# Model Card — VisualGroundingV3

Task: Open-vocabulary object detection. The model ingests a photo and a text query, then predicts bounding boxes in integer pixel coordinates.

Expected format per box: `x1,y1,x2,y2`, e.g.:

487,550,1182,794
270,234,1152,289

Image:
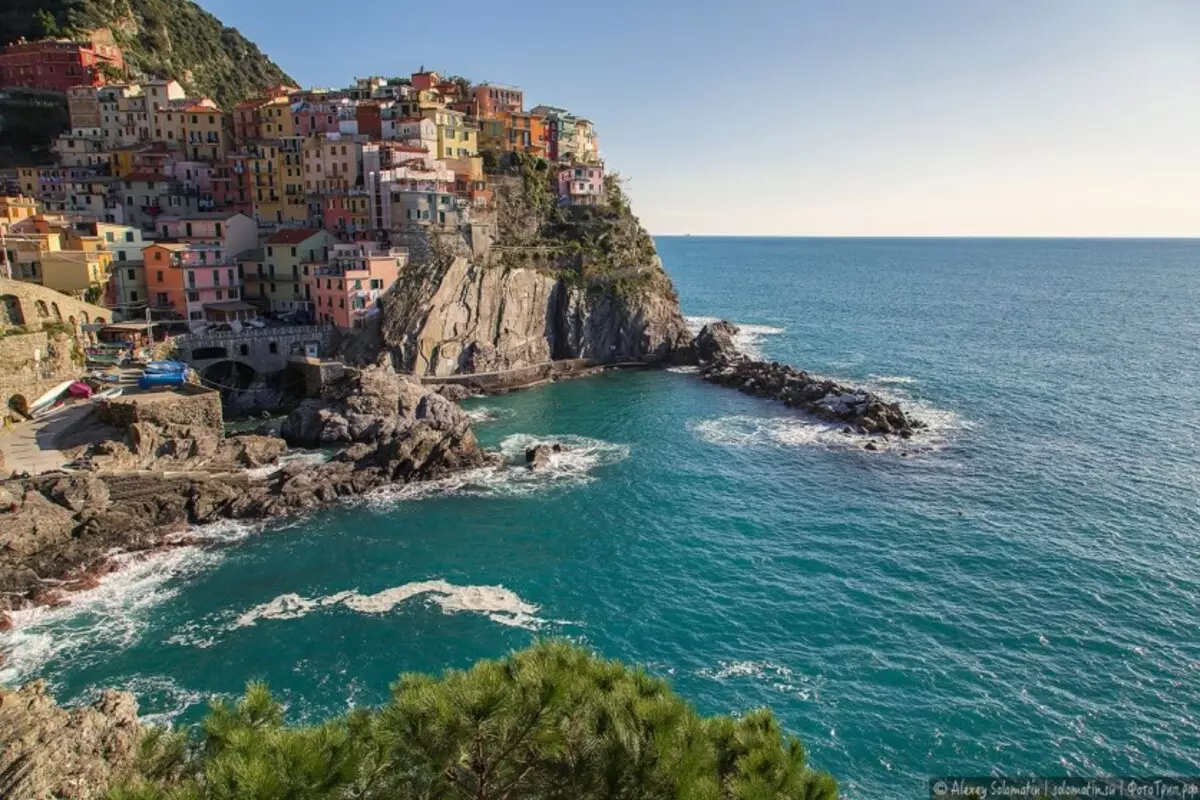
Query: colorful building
183,106,232,162
0,196,38,232
303,134,362,193
144,241,246,325
156,211,257,255
0,36,124,93
306,242,405,329
244,228,336,313
557,164,605,206
473,83,523,118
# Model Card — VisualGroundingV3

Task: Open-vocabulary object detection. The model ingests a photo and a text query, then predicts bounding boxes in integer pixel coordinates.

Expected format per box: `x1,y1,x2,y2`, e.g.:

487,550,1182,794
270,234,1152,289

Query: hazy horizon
197,0,1200,238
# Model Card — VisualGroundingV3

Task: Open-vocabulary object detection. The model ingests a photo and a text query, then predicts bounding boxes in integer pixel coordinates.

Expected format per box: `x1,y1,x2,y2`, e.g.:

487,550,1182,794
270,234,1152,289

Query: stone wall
0,330,82,416
97,385,223,432
174,326,338,376
0,277,111,331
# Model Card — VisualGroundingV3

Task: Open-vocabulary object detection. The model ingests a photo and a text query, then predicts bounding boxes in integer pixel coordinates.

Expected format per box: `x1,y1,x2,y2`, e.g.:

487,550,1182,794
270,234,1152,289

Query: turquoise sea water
5,237,1200,797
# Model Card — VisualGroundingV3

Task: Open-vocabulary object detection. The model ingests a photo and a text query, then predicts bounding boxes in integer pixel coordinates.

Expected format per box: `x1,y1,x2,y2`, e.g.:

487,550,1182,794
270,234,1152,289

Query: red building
0,38,124,93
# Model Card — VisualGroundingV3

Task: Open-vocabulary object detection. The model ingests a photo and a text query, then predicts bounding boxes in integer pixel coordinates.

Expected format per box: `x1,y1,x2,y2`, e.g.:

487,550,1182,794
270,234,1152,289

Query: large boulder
0,680,141,800
47,476,110,514
694,321,743,365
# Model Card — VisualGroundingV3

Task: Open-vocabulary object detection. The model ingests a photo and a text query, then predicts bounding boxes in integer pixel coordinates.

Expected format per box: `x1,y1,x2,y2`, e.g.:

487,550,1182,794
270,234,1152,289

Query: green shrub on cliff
109,641,837,800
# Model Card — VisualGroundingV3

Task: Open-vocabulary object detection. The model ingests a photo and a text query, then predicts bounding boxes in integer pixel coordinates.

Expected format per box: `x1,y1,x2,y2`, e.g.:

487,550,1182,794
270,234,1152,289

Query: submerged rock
525,443,568,469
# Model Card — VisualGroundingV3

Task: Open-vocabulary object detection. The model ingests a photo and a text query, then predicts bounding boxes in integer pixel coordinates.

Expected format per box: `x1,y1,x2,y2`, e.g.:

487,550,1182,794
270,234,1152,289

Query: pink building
293,101,343,137
165,160,214,193
156,210,257,254
557,163,605,206
306,242,406,329
302,134,361,193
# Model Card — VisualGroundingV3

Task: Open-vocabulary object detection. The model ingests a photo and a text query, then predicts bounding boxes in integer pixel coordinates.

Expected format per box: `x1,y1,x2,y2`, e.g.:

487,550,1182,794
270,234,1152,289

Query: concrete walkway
0,404,94,475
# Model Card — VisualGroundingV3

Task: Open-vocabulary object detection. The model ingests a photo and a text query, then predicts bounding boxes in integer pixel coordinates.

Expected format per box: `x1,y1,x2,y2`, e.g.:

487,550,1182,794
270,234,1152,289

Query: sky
198,0,1200,237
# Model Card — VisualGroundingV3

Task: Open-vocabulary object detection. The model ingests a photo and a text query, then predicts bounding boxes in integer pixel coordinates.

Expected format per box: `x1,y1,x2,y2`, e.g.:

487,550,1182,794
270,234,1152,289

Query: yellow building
40,249,113,298
153,105,187,147
422,107,479,159
0,195,37,232
182,106,232,162
249,143,282,223
277,138,309,223
258,98,297,139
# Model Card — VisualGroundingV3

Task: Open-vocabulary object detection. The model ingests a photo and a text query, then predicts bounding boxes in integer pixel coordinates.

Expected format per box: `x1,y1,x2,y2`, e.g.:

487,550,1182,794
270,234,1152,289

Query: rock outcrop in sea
0,681,141,800
693,321,924,439
0,362,488,611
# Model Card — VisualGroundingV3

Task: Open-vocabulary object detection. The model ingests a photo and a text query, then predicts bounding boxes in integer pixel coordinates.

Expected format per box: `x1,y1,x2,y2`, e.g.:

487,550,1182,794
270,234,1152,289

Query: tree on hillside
109,641,837,800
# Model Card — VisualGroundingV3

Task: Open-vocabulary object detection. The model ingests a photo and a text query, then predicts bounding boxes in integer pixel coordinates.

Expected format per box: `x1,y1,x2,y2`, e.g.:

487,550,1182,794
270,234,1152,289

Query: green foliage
0,0,295,110
0,90,69,168
108,642,836,800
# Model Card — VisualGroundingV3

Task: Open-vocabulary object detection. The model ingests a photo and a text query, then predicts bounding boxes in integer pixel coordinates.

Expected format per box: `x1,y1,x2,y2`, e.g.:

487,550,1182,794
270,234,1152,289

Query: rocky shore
692,321,924,442
0,360,490,613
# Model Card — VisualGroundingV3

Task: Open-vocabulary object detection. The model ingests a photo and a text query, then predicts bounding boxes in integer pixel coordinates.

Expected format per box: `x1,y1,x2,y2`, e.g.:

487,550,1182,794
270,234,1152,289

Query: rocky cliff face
0,681,141,800
372,252,691,377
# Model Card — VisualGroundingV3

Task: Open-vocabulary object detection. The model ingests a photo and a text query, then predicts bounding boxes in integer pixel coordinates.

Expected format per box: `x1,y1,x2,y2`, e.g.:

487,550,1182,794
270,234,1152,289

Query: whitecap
684,315,785,359
690,405,965,455
233,579,545,631
868,374,919,385
365,433,629,505
463,405,513,424
0,546,224,686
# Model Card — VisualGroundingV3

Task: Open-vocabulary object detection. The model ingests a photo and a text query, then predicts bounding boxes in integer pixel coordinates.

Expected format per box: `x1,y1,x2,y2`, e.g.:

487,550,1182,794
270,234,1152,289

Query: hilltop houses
2,48,606,330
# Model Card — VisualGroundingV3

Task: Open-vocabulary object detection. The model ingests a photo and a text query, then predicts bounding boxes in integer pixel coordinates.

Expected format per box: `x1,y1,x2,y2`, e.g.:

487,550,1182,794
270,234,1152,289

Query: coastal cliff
354,155,691,376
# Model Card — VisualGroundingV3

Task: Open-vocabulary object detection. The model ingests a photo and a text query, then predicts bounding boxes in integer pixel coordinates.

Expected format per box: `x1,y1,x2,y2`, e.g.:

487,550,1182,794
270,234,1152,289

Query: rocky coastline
691,321,924,443
0,360,490,615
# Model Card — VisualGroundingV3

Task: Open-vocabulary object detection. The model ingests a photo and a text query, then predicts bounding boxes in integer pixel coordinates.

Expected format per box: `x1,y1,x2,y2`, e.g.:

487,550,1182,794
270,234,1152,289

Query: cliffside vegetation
108,641,837,800
486,150,665,299
0,88,69,167
0,0,294,109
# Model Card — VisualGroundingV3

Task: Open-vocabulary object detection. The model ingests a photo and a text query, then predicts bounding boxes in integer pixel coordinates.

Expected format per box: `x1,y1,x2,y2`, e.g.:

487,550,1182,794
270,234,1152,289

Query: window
117,250,126,261
105,231,115,242
156,270,164,282
131,291,139,302
215,290,223,300
185,223,193,237
212,270,220,286
339,298,344,308
187,291,199,301
227,269,235,284
190,311,202,320
268,342,278,354
370,279,382,290
124,231,134,242
291,247,297,257
215,223,222,237
267,247,273,256
239,344,249,357
127,268,136,279
157,292,168,305
270,282,276,292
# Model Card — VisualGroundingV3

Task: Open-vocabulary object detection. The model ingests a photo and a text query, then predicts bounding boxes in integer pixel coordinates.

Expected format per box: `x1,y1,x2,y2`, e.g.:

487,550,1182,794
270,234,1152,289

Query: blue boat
138,372,186,390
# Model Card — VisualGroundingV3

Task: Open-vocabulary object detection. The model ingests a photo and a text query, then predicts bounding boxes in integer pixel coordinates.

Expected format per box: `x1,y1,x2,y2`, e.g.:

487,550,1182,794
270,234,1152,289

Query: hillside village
0,31,606,334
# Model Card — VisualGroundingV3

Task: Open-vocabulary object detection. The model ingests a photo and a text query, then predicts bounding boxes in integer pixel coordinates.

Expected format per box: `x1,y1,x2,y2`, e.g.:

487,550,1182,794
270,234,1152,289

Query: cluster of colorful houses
1,34,606,333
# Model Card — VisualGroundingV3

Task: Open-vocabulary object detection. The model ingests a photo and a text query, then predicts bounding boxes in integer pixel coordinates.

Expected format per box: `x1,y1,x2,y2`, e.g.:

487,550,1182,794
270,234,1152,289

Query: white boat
91,387,123,402
27,380,75,414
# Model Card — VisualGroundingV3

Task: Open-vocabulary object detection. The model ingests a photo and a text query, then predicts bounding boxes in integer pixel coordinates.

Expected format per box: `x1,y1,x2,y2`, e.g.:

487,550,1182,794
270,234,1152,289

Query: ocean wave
118,674,209,727
868,374,919,385
366,433,630,504
0,546,225,687
463,405,513,424
233,579,545,631
685,315,785,359
696,660,819,701
690,403,965,455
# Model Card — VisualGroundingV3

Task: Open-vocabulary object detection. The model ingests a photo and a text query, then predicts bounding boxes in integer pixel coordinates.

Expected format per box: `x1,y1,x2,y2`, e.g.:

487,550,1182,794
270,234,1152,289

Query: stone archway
34,300,49,319
94,316,106,324
81,311,90,324
50,302,62,321
1,295,23,327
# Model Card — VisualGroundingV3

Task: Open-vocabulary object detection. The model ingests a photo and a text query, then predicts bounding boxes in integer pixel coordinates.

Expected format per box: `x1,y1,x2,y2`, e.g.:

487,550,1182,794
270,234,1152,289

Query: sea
4,237,1200,798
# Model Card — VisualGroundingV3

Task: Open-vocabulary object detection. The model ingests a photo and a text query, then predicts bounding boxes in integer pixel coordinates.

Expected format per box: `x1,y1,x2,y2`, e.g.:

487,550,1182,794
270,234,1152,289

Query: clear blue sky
199,0,1200,236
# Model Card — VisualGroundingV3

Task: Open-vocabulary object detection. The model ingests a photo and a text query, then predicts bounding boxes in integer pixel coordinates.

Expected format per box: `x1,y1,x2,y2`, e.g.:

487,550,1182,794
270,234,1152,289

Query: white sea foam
120,675,209,727
685,315,785,359
697,660,818,701
463,405,513,424
691,401,966,455
234,579,545,630
0,546,224,686
365,433,629,505
868,374,919,385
